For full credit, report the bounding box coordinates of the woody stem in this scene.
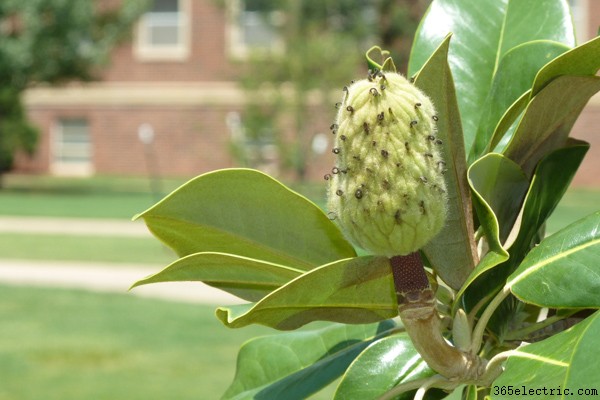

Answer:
[390,253,485,381]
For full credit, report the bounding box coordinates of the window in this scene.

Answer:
[227,0,284,59]
[52,119,93,176]
[134,0,190,61]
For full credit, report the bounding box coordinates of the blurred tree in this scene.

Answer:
[0,0,149,183]
[228,0,430,181]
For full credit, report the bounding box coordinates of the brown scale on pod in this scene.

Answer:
[363,122,370,134]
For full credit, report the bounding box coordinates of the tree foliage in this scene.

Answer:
[0,0,149,176]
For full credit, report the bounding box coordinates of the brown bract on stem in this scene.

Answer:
[390,253,486,381]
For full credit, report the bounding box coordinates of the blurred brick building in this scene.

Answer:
[17,0,600,185]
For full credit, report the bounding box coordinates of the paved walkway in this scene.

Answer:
[0,259,241,305]
[0,216,150,236]
[0,216,242,305]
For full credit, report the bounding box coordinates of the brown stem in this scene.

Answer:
[391,253,485,380]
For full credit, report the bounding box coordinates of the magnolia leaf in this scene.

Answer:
[471,40,569,160]
[532,35,600,95]
[223,321,396,400]
[507,211,600,308]
[459,142,588,313]
[488,92,529,154]
[468,154,529,245]
[409,0,574,155]
[414,34,476,290]
[216,256,396,330]
[489,36,600,154]
[510,140,589,257]
[503,76,600,176]
[454,154,526,308]
[130,252,303,302]
[334,334,434,400]
[490,311,600,399]
[135,169,356,271]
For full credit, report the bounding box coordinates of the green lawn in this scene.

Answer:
[0,174,186,219]
[0,284,338,400]
[0,174,328,220]
[545,188,600,234]
[0,233,175,265]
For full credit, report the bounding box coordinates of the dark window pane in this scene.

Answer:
[152,0,178,13]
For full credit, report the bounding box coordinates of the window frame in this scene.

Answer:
[226,0,284,60]
[134,0,191,62]
[51,118,94,176]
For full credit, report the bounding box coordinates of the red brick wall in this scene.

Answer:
[101,0,236,82]
[20,99,339,180]
[22,104,237,177]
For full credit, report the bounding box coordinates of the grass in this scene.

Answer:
[0,174,187,219]
[0,174,329,220]
[545,188,600,234]
[0,284,334,400]
[0,233,175,265]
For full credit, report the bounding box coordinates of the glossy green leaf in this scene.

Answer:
[223,321,397,400]
[130,252,303,302]
[510,140,589,257]
[459,142,588,313]
[488,93,529,154]
[135,169,356,271]
[443,385,477,400]
[469,154,529,245]
[409,0,575,155]
[216,256,396,330]
[454,251,508,315]
[532,35,600,96]
[471,41,569,160]
[334,334,434,400]
[454,154,527,306]
[490,311,600,399]
[507,211,600,308]
[503,75,600,176]
[489,36,600,154]
[414,34,476,290]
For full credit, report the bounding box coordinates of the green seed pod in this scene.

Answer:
[327,71,447,256]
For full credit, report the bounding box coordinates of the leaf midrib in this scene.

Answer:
[561,314,597,398]
[508,237,600,287]
[492,0,511,78]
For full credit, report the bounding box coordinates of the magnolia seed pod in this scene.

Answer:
[327,72,447,256]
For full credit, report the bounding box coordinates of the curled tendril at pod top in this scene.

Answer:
[326,54,448,257]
